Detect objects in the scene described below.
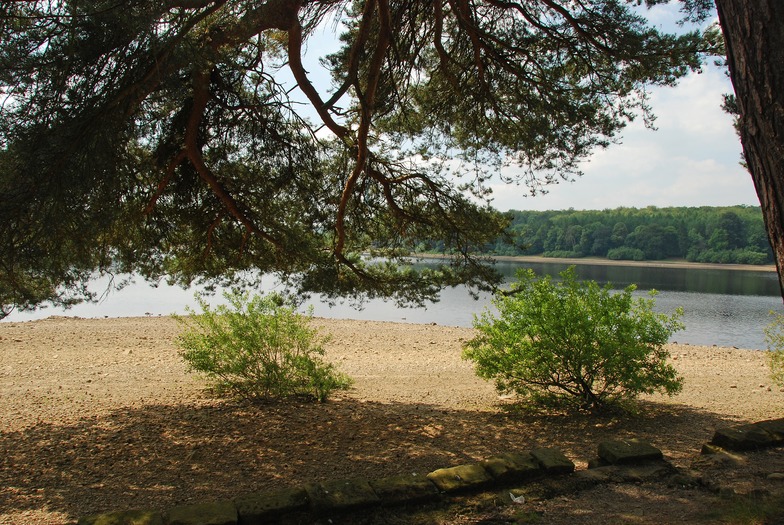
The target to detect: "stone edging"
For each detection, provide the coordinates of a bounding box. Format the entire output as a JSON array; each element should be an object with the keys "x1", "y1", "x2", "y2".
[
  {"x1": 704, "y1": 418, "x2": 784, "y2": 453},
  {"x1": 78, "y1": 447, "x2": 577, "y2": 525},
  {"x1": 76, "y1": 417, "x2": 784, "y2": 525}
]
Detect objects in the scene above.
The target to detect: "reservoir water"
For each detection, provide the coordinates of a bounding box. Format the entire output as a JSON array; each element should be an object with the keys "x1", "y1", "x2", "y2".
[{"x1": 4, "y1": 259, "x2": 783, "y2": 350}]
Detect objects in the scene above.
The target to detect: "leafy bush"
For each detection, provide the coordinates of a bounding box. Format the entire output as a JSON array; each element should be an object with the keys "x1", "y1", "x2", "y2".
[
  {"x1": 765, "y1": 312, "x2": 784, "y2": 386},
  {"x1": 607, "y1": 247, "x2": 646, "y2": 261},
  {"x1": 733, "y1": 249, "x2": 770, "y2": 265},
  {"x1": 542, "y1": 250, "x2": 583, "y2": 259},
  {"x1": 463, "y1": 267, "x2": 684, "y2": 412},
  {"x1": 176, "y1": 291, "x2": 352, "y2": 403}
]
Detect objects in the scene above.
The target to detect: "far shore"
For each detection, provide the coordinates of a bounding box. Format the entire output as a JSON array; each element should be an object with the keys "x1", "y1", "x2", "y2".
[{"x1": 418, "y1": 253, "x2": 777, "y2": 273}]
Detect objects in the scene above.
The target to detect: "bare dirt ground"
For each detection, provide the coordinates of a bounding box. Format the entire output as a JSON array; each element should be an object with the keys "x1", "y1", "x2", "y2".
[{"x1": 2, "y1": 316, "x2": 784, "y2": 524}]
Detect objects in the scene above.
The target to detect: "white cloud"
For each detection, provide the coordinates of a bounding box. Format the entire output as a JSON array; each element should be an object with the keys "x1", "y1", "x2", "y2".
[{"x1": 488, "y1": 64, "x2": 756, "y2": 212}]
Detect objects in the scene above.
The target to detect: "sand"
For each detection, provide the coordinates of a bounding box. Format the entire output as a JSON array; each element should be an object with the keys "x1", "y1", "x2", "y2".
[{"x1": 1, "y1": 316, "x2": 784, "y2": 524}]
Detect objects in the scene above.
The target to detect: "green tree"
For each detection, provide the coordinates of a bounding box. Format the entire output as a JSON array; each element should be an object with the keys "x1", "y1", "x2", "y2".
[
  {"x1": 717, "y1": 211, "x2": 746, "y2": 250},
  {"x1": 708, "y1": 228, "x2": 730, "y2": 252},
  {"x1": 499, "y1": 206, "x2": 772, "y2": 264},
  {"x1": 0, "y1": 1, "x2": 712, "y2": 316},
  {"x1": 463, "y1": 267, "x2": 684, "y2": 412},
  {"x1": 625, "y1": 224, "x2": 679, "y2": 259},
  {"x1": 590, "y1": 224, "x2": 613, "y2": 256},
  {"x1": 610, "y1": 222, "x2": 630, "y2": 248}
]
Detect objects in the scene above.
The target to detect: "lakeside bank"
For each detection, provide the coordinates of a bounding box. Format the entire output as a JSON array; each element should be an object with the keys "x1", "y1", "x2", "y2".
[{"x1": 419, "y1": 253, "x2": 777, "y2": 273}]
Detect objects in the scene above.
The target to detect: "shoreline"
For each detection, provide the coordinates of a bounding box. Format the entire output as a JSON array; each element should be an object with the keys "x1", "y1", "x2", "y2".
[
  {"x1": 1, "y1": 313, "x2": 770, "y2": 352},
  {"x1": 419, "y1": 253, "x2": 778, "y2": 273}
]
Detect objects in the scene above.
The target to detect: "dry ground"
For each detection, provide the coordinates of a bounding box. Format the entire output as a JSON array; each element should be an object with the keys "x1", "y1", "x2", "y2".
[{"x1": 2, "y1": 316, "x2": 784, "y2": 524}]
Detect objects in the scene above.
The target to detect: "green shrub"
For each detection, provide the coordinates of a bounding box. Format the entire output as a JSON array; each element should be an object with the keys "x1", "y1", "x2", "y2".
[
  {"x1": 175, "y1": 291, "x2": 352, "y2": 403},
  {"x1": 463, "y1": 267, "x2": 684, "y2": 412},
  {"x1": 733, "y1": 249, "x2": 770, "y2": 265},
  {"x1": 765, "y1": 312, "x2": 784, "y2": 386},
  {"x1": 607, "y1": 247, "x2": 646, "y2": 261},
  {"x1": 542, "y1": 250, "x2": 582, "y2": 259}
]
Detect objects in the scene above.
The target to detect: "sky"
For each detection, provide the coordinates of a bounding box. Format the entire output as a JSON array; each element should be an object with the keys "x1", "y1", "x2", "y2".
[
  {"x1": 490, "y1": 63, "x2": 757, "y2": 212},
  {"x1": 487, "y1": 6, "x2": 758, "y2": 212}
]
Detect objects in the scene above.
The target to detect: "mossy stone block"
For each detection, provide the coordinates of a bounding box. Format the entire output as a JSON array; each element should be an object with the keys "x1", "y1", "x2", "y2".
[
  {"x1": 711, "y1": 424, "x2": 776, "y2": 451},
  {"x1": 165, "y1": 501, "x2": 237, "y2": 525},
  {"x1": 616, "y1": 462, "x2": 675, "y2": 482},
  {"x1": 369, "y1": 473, "x2": 440, "y2": 505},
  {"x1": 481, "y1": 452, "x2": 540, "y2": 483},
  {"x1": 305, "y1": 479, "x2": 381, "y2": 511},
  {"x1": 234, "y1": 487, "x2": 309, "y2": 524},
  {"x1": 598, "y1": 439, "x2": 663, "y2": 465},
  {"x1": 530, "y1": 448, "x2": 574, "y2": 475},
  {"x1": 78, "y1": 510, "x2": 164, "y2": 525},
  {"x1": 426, "y1": 463, "x2": 493, "y2": 493}
]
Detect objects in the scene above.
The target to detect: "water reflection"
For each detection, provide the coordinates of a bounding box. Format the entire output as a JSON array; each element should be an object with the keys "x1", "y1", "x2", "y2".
[
  {"x1": 642, "y1": 291, "x2": 780, "y2": 350},
  {"x1": 491, "y1": 260, "x2": 782, "y2": 296},
  {"x1": 385, "y1": 260, "x2": 784, "y2": 350}
]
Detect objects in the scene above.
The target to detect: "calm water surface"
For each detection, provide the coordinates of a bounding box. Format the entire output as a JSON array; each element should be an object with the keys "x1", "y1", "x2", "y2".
[
  {"x1": 4, "y1": 260, "x2": 783, "y2": 350},
  {"x1": 307, "y1": 260, "x2": 783, "y2": 350}
]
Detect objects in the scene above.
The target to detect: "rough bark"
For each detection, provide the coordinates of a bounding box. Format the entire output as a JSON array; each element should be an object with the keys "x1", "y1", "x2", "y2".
[{"x1": 715, "y1": 0, "x2": 784, "y2": 298}]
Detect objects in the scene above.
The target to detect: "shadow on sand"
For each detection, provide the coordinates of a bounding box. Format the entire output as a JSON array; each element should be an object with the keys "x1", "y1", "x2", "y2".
[{"x1": 0, "y1": 395, "x2": 742, "y2": 522}]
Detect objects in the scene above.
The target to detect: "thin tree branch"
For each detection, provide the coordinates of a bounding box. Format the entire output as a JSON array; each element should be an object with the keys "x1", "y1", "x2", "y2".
[
  {"x1": 287, "y1": 19, "x2": 349, "y2": 139},
  {"x1": 185, "y1": 69, "x2": 280, "y2": 248},
  {"x1": 144, "y1": 150, "x2": 187, "y2": 214},
  {"x1": 334, "y1": 0, "x2": 392, "y2": 259}
]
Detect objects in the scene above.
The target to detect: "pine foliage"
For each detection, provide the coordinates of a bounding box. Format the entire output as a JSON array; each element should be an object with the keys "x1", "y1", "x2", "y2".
[{"x1": 0, "y1": 1, "x2": 713, "y2": 316}]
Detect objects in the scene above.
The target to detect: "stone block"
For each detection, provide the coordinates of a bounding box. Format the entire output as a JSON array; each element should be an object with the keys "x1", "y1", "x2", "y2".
[
  {"x1": 481, "y1": 452, "x2": 541, "y2": 483},
  {"x1": 369, "y1": 473, "x2": 440, "y2": 505},
  {"x1": 612, "y1": 462, "x2": 675, "y2": 483},
  {"x1": 696, "y1": 444, "x2": 746, "y2": 470},
  {"x1": 755, "y1": 418, "x2": 784, "y2": 444},
  {"x1": 165, "y1": 501, "x2": 237, "y2": 525},
  {"x1": 78, "y1": 510, "x2": 164, "y2": 525},
  {"x1": 573, "y1": 468, "x2": 612, "y2": 484},
  {"x1": 710, "y1": 424, "x2": 776, "y2": 451},
  {"x1": 700, "y1": 443, "x2": 725, "y2": 455},
  {"x1": 304, "y1": 479, "x2": 381, "y2": 511},
  {"x1": 597, "y1": 439, "x2": 663, "y2": 465},
  {"x1": 426, "y1": 463, "x2": 493, "y2": 493},
  {"x1": 234, "y1": 487, "x2": 309, "y2": 524},
  {"x1": 530, "y1": 448, "x2": 574, "y2": 475}
]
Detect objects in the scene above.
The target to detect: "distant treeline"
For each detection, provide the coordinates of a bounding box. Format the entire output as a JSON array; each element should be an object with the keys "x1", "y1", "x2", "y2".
[{"x1": 476, "y1": 206, "x2": 773, "y2": 265}]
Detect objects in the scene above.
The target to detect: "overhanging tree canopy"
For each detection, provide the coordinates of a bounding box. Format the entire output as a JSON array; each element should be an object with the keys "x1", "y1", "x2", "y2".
[{"x1": 0, "y1": 0, "x2": 710, "y2": 317}]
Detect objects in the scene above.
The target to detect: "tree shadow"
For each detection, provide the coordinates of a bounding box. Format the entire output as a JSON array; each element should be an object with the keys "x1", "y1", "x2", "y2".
[{"x1": 0, "y1": 396, "x2": 742, "y2": 522}]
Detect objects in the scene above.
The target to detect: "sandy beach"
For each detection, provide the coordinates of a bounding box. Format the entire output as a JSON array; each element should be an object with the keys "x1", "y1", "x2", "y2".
[
  {"x1": 421, "y1": 253, "x2": 778, "y2": 273},
  {"x1": 2, "y1": 316, "x2": 784, "y2": 524}
]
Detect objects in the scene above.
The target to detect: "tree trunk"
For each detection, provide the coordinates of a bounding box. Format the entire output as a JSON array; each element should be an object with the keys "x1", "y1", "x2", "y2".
[{"x1": 715, "y1": 0, "x2": 784, "y2": 299}]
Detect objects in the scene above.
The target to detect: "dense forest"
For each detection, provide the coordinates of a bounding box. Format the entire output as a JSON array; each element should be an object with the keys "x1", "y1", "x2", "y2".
[{"x1": 468, "y1": 206, "x2": 773, "y2": 265}]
